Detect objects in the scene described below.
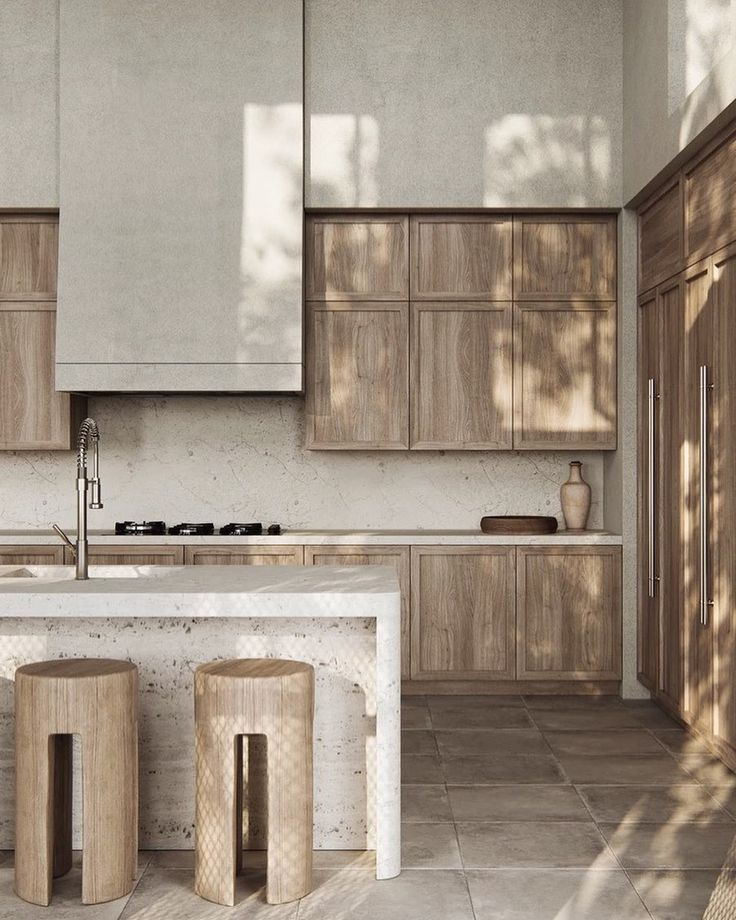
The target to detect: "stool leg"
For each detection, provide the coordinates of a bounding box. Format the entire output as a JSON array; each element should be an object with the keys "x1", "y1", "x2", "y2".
[
  {"x1": 80, "y1": 718, "x2": 137, "y2": 904},
  {"x1": 15, "y1": 732, "x2": 54, "y2": 906},
  {"x1": 266, "y1": 725, "x2": 313, "y2": 904},
  {"x1": 195, "y1": 729, "x2": 240, "y2": 907},
  {"x1": 52, "y1": 735, "x2": 73, "y2": 878}
]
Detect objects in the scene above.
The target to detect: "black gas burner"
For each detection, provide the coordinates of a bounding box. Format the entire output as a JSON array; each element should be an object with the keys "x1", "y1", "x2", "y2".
[
  {"x1": 115, "y1": 520, "x2": 167, "y2": 536},
  {"x1": 168, "y1": 522, "x2": 215, "y2": 536},
  {"x1": 219, "y1": 523, "x2": 282, "y2": 536}
]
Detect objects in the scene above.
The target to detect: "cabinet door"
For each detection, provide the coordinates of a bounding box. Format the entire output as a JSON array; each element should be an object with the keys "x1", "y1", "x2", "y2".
[
  {"x1": 513, "y1": 215, "x2": 616, "y2": 300},
  {"x1": 639, "y1": 179, "x2": 684, "y2": 293},
  {"x1": 410, "y1": 215, "x2": 512, "y2": 300},
  {"x1": 0, "y1": 545, "x2": 64, "y2": 566},
  {"x1": 411, "y1": 547, "x2": 515, "y2": 680},
  {"x1": 305, "y1": 545, "x2": 410, "y2": 677},
  {"x1": 517, "y1": 547, "x2": 621, "y2": 681},
  {"x1": 0, "y1": 218, "x2": 58, "y2": 300},
  {"x1": 513, "y1": 301, "x2": 616, "y2": 449},
  {"x1": 306, "y1": 301, "x2": 409, "y2": 449},
  {"x1": 185, "y1": 545, "x2": 304, "y2": 565},
  {"x1": 410, "y1": 302, "x2": 512, "y2": 449},
  {"x1": 68, "y1": 545, "x2": 185, "y2": 566},
  {"x1": 637, "y1": 288, "x2": 659, "y2": 690},
  {"x1": 685, "y1": 129, "x2": 736, "y2": 263},
  {"x1": 306, "y1": 215, "x2": 408, "y2": 301}
]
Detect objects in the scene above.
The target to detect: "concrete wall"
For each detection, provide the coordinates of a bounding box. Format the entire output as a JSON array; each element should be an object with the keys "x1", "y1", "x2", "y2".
[{"x1": 624, "y1": 0, "x2": 736, "y2": 201}]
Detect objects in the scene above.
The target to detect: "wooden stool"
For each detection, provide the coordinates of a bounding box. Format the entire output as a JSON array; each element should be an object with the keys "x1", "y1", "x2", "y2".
[
  {"x1": 194, "y1": 658, "x2": 314, "y2": 907},
  {"x1": 14, "y1": 658, "x2": 138, "y2": 906}
]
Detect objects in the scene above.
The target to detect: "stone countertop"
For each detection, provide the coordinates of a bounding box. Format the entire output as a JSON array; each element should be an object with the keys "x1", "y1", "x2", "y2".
[
  {"x1": 0, "y1": 529, "x2": 623, "y2": 546},
  {"x1": 0, "y1": 564, "x2": 401, "y2": 618}
]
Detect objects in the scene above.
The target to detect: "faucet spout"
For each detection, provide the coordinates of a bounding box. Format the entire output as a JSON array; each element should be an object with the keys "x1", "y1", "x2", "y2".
[{"x1": 74, "y1": 418, "x2": 103, "y2": 579}]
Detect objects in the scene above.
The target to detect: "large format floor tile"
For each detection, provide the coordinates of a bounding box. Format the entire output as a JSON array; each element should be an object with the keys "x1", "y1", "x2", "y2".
[
  {"x1": 297, "y1": 869, "x2": 475, "y2": 920},
  {"x1": 400, "y1": 823, "x2": 461, "y2": 869},
  {"x1": 466, "y1": 868, "x2": 650, "y2": 920},
  {"x1": 456, "y1": 821, "x2": 617, "y2": 868},
  {"x1": 623, "y1": 702, "x2": 683, "y2": 730},
  {"x1": 435, "y1": 729, "x2": 548, "y2": 757},
  {"x1": 448, "y1": 784, "x2": 590, "y2": 823},
  {"x1": 577, "y1": 784, "x2": 735, "y2": 825},
  {"x1": 401, "y1": 698, "x2": 431, "y2": 730},
  {"x1": 401, "y1": 785, "x2": 453, "y2": 823},
  {"x1": 543, "y1": 729, "x2": 664, "y2": 757},
  {"x1": 401, "y1": 753, "x2": 444, "y2": 784},
  {"x1": 401, "y1": 730, "x2": 437, "y2": 755},
  {"x1": 428, "y1": 698, "x2": 531, "y2": 730},
  {"x1": 651, "y1": 729, "x2": 711, "y2": 755},
  {"x1": 443, "y1": 753, "x2": 565, "y2": 785},
  {"x1": 628, "y1": 869, "x2": 736, "y2": 920},
  {"x1": 530, "y1": 708, "x2": 645, "y2": 731},
  {"x1": 523, "y1": 695, "x2": 625, "y2": 710},
  {"x1": 677, "y1": 754, "x2": 736, "y2": 786},
  {"x1": 598, "y1": 823, "x2": 736, "y2": 869},
  {"x1": 557, "y1": 753, "x2": 697, "y2": 785}
]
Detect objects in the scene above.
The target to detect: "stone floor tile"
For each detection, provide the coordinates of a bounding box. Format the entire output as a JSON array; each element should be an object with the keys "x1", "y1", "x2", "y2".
[
  {"x1": 543, "y1": 729, "x2": 663, "y2": 757},
  {"x1": 530, "y1": 708, "x2": 644, "y2": 731},
  {"x1": 401, "y1": 730, "x2": 437, "y2": 755},
  {"x1": 435, "y1": 729, "x2": 547, "y2": 758},
  {"x1": 557, "y1": 753, "x2": 697, "y2": 785},
  {"x1": 442, "y1": 754, "x2": 565, "y2": 785},
  {"x1": 400, "y1": 823, "x2": 461, "y2": 869},
  {"x1": 628, "y1": 868, "x2": 736, "y2": 920},
  {"x1": 456, "y1": 821, "x2": 617, "y2": 869},
  {"x1": 401, "y1": 753, "x2": 444, "y2": 784},
  {"x1": 401, "y1": 785, "x2": 453, "y2": 823},
  {"x1": 651, "y1": 729, "x2": 710, "y2": 756},
  {"x1": 598, "y1": 823, "x2": 736, "y2": 870},
  {"x1": 577, "y1": 784, "x2": 735, "y2": 825},
  {"x1": 401, "y1": 698, "x2": 431, "y2": 730},
  {"x1": 448, "y1": 784, "x2": 589, "y2": 822}
]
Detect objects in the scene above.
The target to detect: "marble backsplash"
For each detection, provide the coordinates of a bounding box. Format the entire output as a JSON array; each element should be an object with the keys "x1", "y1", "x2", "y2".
[{"x1": 0, "y1": 397, "x2": 604, "y2": 531}]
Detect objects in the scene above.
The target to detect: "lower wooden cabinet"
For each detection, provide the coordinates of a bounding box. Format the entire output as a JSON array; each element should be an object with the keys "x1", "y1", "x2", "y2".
[
  {"x1": 516, "y1": 546, "x2": 622, "y2": 680},
  {"x1": 304, "y1": 545, "x2": 411, "y2": 678},
  {"x1": 185, "y1": 545, "x2": 304, "y2": 566},
  {"x1": 0, "y1": 545, "x2": 64, "y2": 566},
  {"x1": 411, "y1": 546, "x2": 515, "y2": 680},
  {"x1": 64, "y1": 545, "x2": 185, "y2": 566}
]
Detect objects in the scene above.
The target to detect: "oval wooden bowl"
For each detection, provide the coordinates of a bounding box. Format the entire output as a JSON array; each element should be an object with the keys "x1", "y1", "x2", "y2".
[{"x1": 480, "y1": 515, "x2": 558, "y2": 535}]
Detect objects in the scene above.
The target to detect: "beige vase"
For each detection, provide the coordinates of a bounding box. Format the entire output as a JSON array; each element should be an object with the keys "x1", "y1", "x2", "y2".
[{"x1": 560, "y1": 461, "x2": 591, "y2": 531}]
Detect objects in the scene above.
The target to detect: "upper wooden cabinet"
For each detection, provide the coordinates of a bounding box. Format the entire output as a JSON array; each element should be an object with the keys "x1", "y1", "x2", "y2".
[
  {"x1": 513, "y1": 301, "x2": 617, "y2": 449},
  {"x1": 306, "y1": 215, "x2": 408, "y2": 301},
  {"x1": 513, "y1": 215, "x2": 616, "y2": 300},
  {"x1": 638, "y1": 179, "x2": 683, "y2": 293},
  {"x1": 517, "y1": 546, "x2": 621, "y2": 681},
  {"x1": 0, "y1": 214, "x2": 85, "y2": 451},
  {"x1": 411, "y1": 546, "x2": 515, "y2": 680},
  {"x1": 685, "y1": 129, "x2": 736, "y2": 263},
  {"x1": 410, "y1": 302, "x2": 512, "y2": 449},
  {"x1": 185, "y1": 545, "x2": 304, "y2": 565},
  {"x1": 306, "y1": 301, "x2": 409, "y2": 449},
  {"x1": 410, "y1": 215, "x2": 512, "y2": 300}
]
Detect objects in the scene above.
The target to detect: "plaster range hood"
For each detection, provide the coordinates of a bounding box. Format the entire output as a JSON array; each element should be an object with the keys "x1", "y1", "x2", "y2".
[{"x1": 55, "y1": 0, "x2": 303, "y2": 393}]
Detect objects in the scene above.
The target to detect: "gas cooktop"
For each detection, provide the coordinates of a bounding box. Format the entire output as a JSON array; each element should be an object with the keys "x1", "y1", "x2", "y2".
[{"x1": 114, "y1": 521, "x2": 282, "y2": 536}]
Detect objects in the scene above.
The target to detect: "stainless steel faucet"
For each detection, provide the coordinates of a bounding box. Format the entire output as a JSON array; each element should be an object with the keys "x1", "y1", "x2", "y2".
[{"x1": 52, "y1": 418, "x2": 103, "y2": 579}]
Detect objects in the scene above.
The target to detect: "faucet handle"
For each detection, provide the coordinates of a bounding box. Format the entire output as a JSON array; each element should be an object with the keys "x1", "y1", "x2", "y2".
[{"x1": 51, "y1": 523, "x2": 76, "y2": 555}]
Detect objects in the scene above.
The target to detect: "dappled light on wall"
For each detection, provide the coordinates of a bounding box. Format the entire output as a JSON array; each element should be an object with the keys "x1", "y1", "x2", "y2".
[
  {"x1": 309, "y1": 114, "x2": 379, "y2": 207},
  {"x1": 668, "y1": 0, "x2": 734, "y2": 114}
]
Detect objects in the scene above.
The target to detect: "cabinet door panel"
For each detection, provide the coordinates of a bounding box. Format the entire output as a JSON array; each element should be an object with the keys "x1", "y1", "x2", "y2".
[
  {"x1": 639, "y1": 180, "x2": 683, "y2": 293},
  {"x1": 513, "y1": 215, "x2": 616, "y2": 300},
  {"x1": 410, "y1": 215, "x2": 512, "y2": 300},
  {"x1": 411, "y1": 547, "x2": 515, "y2": 680},
  {"x1": 0, "y1": 219, "x2": 58, "y2": 299},
  {"x1": 513, "y1": 301, "x2": 616, "y2": 449},
  {"x1": 410, "y1": 302, "x2": 512, "y2": 449},
  {"x1": 686, "y1": 130, "x2": 736, "y2": 262},
  {"x1": 185, "y1": 545, "x2": 304, "y2": 565},
  {"x1": 0, "y1": 545, "x2": 65, "y2": 566},
  {"x1": 306, "y1": 216, "x2": 408, "y2": 301},
  {"x1": 517, "y1": 547, "x2": 621, "y2": 680},
  {"x1": 306, "y1": 301, "x2": 409, "y2": 449},
  {"x1": 70, "y1": 545, "x2": 185, "y2": 566},
  {"x1": 305, "y1": 545, "x2": 410, "y2": 677}
]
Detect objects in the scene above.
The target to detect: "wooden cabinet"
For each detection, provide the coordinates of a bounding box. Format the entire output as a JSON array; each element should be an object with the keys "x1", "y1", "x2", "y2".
[
  {"x1": 411, "y1": 546, "x2": 515, "y2": 680},
  {"x1": 304, "y1": 545, "x2": 410, "y2": 677},
  {"x1": 685, "y1": 129, "x2": 736, "y2": 263},
  {"x1": 513, "y1": 301, "x2": 616, "y2": 449},
  {"x1": 66, "y1": 545, "x2": 185, "y2": 566},
  {"x1": 516, "y1": 546, "x2": 621, "y2": 680},
  {"x1": 306, "y1": 215, "x2": 408, "y2": 301},
  {"x1": 638, "y1": 179, "x2": 683, "y2": 293},
  {"x1": 410, "y1": 302, "x2": 512, "y2": 448},
  {"x1": 0, "y1": 545, "x2": 64, "y2": 566},
  {"x1": 0, "y1": 215, "x2": 85, "y2": 450},
  {"x1": 306, "y1": 301, "x2": 409, "y2": 449},
  {"x1": 185, "y1": 545, "x2": 304, "y2": 565},
  {"x1": 513, "y1": 215, "x2": 616, "y2": 300},
  {"x1": 409, "y1": 215, "x2": 512, "y2": 300}
]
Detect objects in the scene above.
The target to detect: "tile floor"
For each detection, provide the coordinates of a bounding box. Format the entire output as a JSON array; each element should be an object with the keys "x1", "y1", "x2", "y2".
[{"x1": 2, "y1": 694, "x2": 736, "y2": 919}]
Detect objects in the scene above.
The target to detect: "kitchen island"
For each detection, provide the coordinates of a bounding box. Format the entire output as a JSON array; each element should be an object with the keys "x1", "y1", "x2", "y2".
[{"x1": 0, "y1": 564, "x2": 401, "y2": 879}]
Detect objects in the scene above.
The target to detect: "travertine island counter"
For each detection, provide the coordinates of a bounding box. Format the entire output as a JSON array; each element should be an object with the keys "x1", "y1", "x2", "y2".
[{"x1": 0, "y1": 564, "x2": 401, "y2": 879}]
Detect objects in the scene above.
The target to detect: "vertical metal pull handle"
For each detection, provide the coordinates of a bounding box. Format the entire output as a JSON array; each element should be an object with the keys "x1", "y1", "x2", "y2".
[
  {"x1": 699, "y1": 365, "x2": 713, "y2": 627},
  {"x1": 647, "y1": 377, "x2": 657, "y2": 598}
]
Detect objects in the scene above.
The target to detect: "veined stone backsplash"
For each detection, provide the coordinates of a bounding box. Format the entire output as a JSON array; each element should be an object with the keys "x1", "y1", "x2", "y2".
[{"x1": 0, "y1": 397, "x2": 604, "y2": 531}]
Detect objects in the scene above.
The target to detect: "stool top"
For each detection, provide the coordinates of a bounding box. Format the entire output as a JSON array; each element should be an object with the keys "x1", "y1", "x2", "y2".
[
  {"x1": 16, "y1": 658, "x2": 137, "y2": 680},
  {"x1": 196, "y1": 658, "x2": 313, "y2": 680}
]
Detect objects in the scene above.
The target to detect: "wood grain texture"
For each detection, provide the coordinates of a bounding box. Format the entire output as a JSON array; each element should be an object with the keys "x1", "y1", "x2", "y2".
[
  {"x1": 512, "y1": 300, "x2": 617, "y2": 449},
  {"x1": 410, "y1": 546, "x2": 515, "y2": 680},
  {"x1": 306, "y1": 215, "x2": 408, "y2": 301},
  {"x1": 195, "y1": 659, "x2": 313, "y2": 907},
  {"x1": 516, "y1": 546, "x2": 622, "y2": 680},
  {"x1": 185, "y1": 545, "x2": 304, "y2": 566},
  {"x1": 304, "y1": 544, "x2": 410, "y2": 677},
  {"x1": 410, "y1": 215, "x2": 512, "y2": 300},
  {"x1": 639, "y1": 179, "x2": 684, "y2": 293},
  {"x1": 403, "y1": 679, "x2": 621, "y2": 695},
  {"x1": 305, "y1": 301, "x2": 409, "y2": 449},
  {"x1": 0, "y1": 545, "x2": 64, "y2": 566},
  {"x1": 410, "y1": 301, "x2": 513, "y2": 449},
  {"x1": 0, "y1": 217, "x2": 58, "y2": 299},
  {"x1": 15, "y1": 659, "x2": 138, "y2": 906},
  {"x1": 685, "y1": 129, "x2": 736, "y2": 262},
  {"x1": 64, "y1": 545, "x2": 185, "y2": 566},
  {"x1": 513, "y1": 215, "x2": 616, "y2": 300}
]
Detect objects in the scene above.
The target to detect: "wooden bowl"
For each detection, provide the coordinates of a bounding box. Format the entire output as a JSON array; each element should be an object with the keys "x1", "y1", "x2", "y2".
[{"x1": 480, "y1": 515, "x2": 558, "y2": 535}]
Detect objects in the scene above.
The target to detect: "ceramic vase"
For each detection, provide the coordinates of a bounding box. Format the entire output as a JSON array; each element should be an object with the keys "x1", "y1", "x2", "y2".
[{"x1": 560, "y1": 461, "x2": 591, "y2": 531}]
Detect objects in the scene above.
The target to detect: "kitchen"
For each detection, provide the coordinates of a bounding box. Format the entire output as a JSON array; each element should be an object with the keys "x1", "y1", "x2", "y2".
[{"x1": 1, "y1": 1, "x2": 736, "y2": 918}]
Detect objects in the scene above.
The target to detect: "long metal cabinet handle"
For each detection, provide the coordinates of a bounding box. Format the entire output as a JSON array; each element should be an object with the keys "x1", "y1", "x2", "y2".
[
  {"x1": 699, "y1": 365, "x2": 713, "y2": 627},
  {"x1": 647, "y1": 377, "x2": 657, "y2": 598}
]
